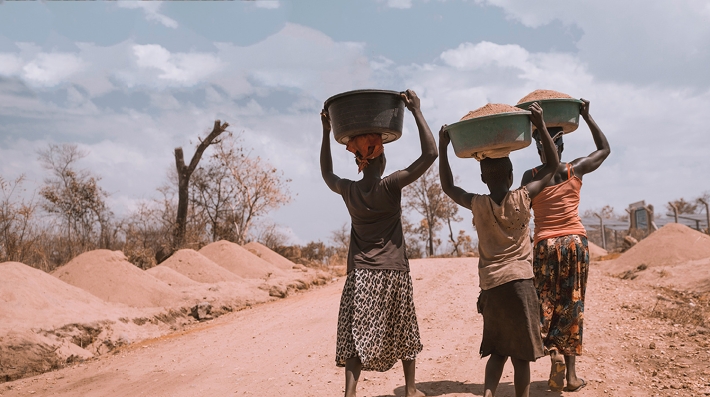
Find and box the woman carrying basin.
[518,92,611,392]
[320,88,437,397]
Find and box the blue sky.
[1,0,709,246]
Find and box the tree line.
[0,121,477,272]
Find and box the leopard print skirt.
[336,269,423,372]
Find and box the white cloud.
[398,41,710,220]
[115,2,178,29]
[132,44,223,86]
[386,0,413,9]
[3,14,709,243]
[375,0,413,9]
[253,1,281,9]
[22,53,85,87]
[0,54,23,76]
[475,0,710,87]
[440,41,530,71]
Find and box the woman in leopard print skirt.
[320,89,437,397]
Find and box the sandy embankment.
[0,241,329,383]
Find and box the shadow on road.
[375,379,563,396]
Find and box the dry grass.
[650,287,710,328]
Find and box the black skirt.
[477,278,545,362]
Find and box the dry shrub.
[650,287,710,328]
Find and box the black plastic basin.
[324,89,405,145]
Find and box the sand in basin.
[0,262,127,332]
[146,265,201,287]
[244,242,297,271]
[159,249,244,284]
[52,250,180,308]
[611,223,710,271]
[517,89,572,104]
[460,103,523,121]
[199,240,286,279]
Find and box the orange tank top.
[530,164,587,245]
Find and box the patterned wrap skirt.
[477,278,545,362]
[533,234,590,356]
[336,268,423,372]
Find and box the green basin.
[447,111,532,159]
[515,98,583,133]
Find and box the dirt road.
[2,258,709,396]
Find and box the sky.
[1,0,709,246]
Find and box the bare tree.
[253,222,290,250]
[582,205,623,220]
[190,157,238,242]
[439,197,469,256]
[214,136,292,244]
[402,216,423,259]
[173,120,229,249]
[330,223,350,257]
[666,198,698,214]
[0,175,41,265]
[403,166,447,256]
[37,144,112,263]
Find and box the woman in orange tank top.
[520,99,610,392]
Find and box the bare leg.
[345,357,362,397]
[402,360,426,397]
[564,355,585,390]
[484,354,507,397]
[548,349,565,391]
[510,358,531,397]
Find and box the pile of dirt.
[610,223,710,271]
[199,240,287,279]
[158,249,243,283]
[517,89,572,104]
[52,250,180,308]
[244,242,297,271]
[0,262,125,332]
[146,265,201,287]
[460,103,523,121]
[588,241,608,261]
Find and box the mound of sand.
[244,242,297,271]
[158,249,244,284]
[199,240,287,279]
[0,262,126,332]
[52,250,180,308]
[460,103,523,121]
[517,89,572,104]
[611,223,710,271]
[588,241,608,260]
[146,265,201,287]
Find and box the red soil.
[158,249,243,284]
[199,240,287,279]
[588,241,608,261]
[611,223,710,271]
[516,89,572,104]
[244,241,298,271]
[460,103,523,121]
[146,265,202,287]
[0,261,125,332]
[51,250,180,308]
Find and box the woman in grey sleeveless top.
[320,89,437,397]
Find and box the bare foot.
[565,377,586,392]
[548,350,565,391]
[405,388,426,397]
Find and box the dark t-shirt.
[340,172,409,273]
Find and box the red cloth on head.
[346,133,384,173]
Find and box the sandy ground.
[2,257,710,397]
